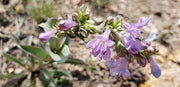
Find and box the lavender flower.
[86,29,115,61]
[149,56,161,78]
[58,18,77,31]
[39,29,57,42]
[106,58,130,78]
[124,17,151,38]
[116,32,143,54]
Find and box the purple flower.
[149,56,161,78]
[106,58,130,78]
[116,32,143,54]
[145,33,157,43]
[86,29,115,61]
[39,29,57,42]
[58,19,77,31]
[124,17,151,38]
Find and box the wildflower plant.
[38,6,161,78]
[2,6,161,86]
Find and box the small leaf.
[3,53,25,67]
[54,70,72,81]
[21,45,49,60]
[64,37,71,47]
[49,37,66,52]
[0,73,24,79]
[38,18,58,32]
[26,35,33,45]
[4,75,27,87]
[11,34,20,44]
[65,58,85,65]
[60,45,70,57]
[39,69,51,87]
[48,45,69,63]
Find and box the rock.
[0,4,6,19]
[93,16,103,24]
[8,68,14,73]
[158,44,169,57]
[71,0,81,5]
[154,55,165,63]
[108,5,118,12]
[14,68,23,74]
[171,50,180,63]
[16,4,24,14]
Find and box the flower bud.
[84,14,89,20]
[107,16,114,23]
[72,12,79,21]
[58,17,63,21]
[39,30,57,42]
[141,42,148,49]
[154,46,159,52]
[147,46,154,54]
[139,59,147,67]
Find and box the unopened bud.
[142,42,148,49]
[139,59,147,67]
[58,17,63,21]
[107,16,114,23]
[84,14,89,20]
[154,46,159,52]
[147,46,154,53]
[72,12,79,21]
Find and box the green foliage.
[29,0,56,23]
[3,53,25,67]
[38,18,58,32]
[21,45,49,60]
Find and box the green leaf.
[26,35,33,45]
[21,45,49,60]
[38,18,58,32]
[49,37,66,52]
[39,69,51,87]
[54,70,72,80]
[64,37,71,47]
[3,53,25,67]
[48,45,70,63]
[0,73,24,79]
[4,74,27,87]
[65,58,85,65]
[11,34,20,44]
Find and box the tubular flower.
[116,32,143,55]
[149,56,161,78]
[58,18,77,31]
[106,58,130,78]
[39,29,57,43]
[124,17,152,38]
[86,29,115,61]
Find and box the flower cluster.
[87,17,161,78]
[38,7,161,78]
[39,17,77,42]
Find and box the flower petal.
[106,60,117,68]
[102,47,111,60]
[58,20,77,31]
[106,39,115,47]
[149,56,161,78]
[110,67,121,76]
[39,30,57,42]
[90,48,100,57]
[86,39,97,49]
[102,29,111,39]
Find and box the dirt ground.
[0,0,180,87]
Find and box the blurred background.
[0,0,180,87]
